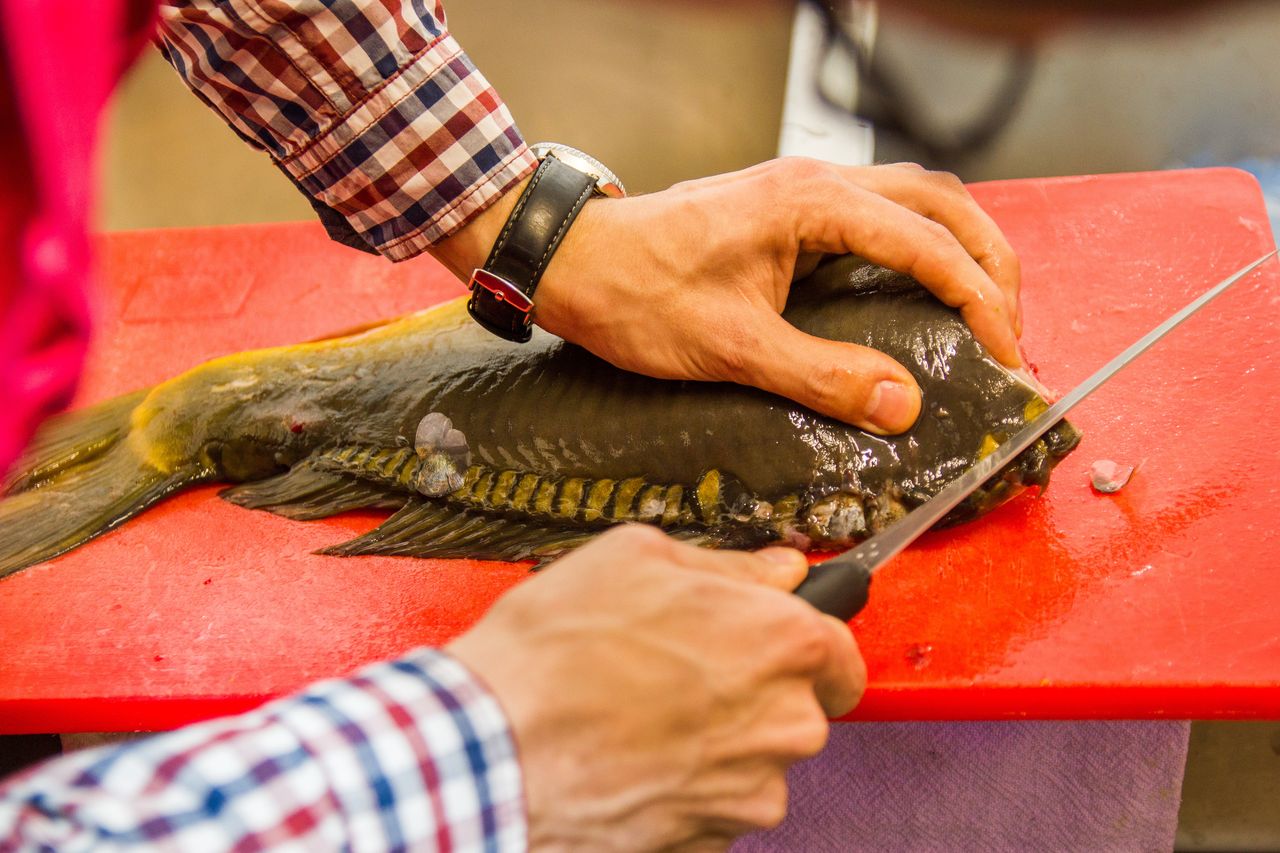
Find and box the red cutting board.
[0,168,1277,733]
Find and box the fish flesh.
[0,256,1081,579]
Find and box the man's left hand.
[433,158,1021,436]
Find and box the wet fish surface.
[0,256,1081,578]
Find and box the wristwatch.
[466,143,626,342]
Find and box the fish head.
[785,255,1082,536]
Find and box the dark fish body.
[0,256,1080,577]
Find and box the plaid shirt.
[0,5,531,849]
[0,649,526,851]
[155,0,539,260]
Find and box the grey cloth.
[736,721,1190,852]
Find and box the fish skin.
[0,255,1081,576]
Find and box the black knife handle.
[792,553,874,621]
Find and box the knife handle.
[792,553,874,621]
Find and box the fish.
[0,255,1081,579]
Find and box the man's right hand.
[447,525,865,851]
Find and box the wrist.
[441,144,624,343]
[522,197,610,338]
[430,176,532,282]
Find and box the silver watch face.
[530,142,626,198]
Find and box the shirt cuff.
[280,31,538,260]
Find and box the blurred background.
[96,2,1278,849]
[102,0,1280,230]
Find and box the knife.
[793,249,1277,621]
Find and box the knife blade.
[793,249,1277,621]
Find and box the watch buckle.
[468,268,534,315]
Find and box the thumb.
[734,315,922,435]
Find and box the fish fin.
[696,525,778,551]
[3,389,148,495]
[321,498,608,562]
[220,462,404,521]
[301,316,399,344]
[0,441,211,579]
[523,527,744,569]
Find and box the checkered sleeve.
[0,649,526,852]
[155,1,538,259]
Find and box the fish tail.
[3,390,148,494]
[0,391,212,579]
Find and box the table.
[1,167,1276,733]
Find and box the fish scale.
[267,424,792,536]
[316,442,714,529]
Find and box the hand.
[446,525,865,851]
[434,158,1021,436]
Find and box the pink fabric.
[735,721,1189,852]
[0,0,152,474]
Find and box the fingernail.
[758,547,808,572]
[868,381,918,433]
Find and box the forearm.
[0,649,525,851]
[155,0,536,259]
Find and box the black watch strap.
[467,156,596,342]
